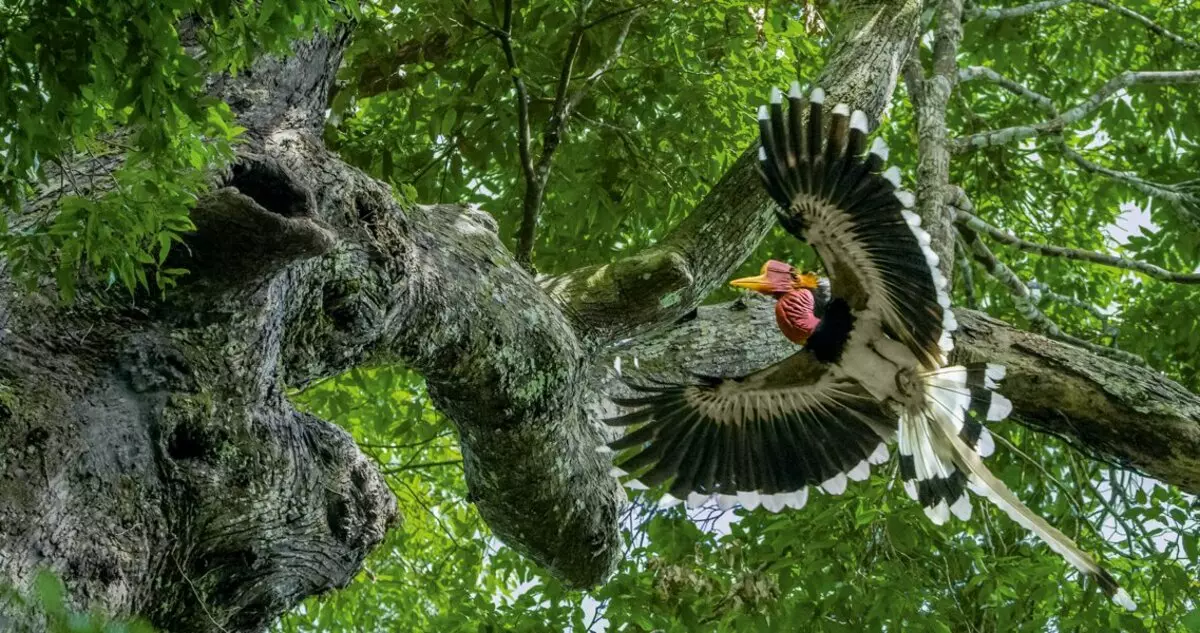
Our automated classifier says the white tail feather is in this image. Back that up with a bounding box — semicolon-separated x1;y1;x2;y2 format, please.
928;409;1133;609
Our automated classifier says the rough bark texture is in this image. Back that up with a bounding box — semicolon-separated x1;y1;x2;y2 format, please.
616;297;1200;495
4;0;1199;631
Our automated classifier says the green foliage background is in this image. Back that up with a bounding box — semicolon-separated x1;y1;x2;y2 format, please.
4;0;1200;631
279;2;1200;630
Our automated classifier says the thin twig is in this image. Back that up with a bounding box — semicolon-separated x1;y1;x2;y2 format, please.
1054;139;1200;225
959;227;1148;365
957;66;1056;115
513;7;641;269
958;66;1200;222
965;0;1072;21
966;0;1199;51
1081;0;1200;50
1026;280;1111;323
954;236;979;309
383;458;463;474
955;208;1200;284
951;70;1200;153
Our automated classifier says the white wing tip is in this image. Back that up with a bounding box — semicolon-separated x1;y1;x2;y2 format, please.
882;166;901;187
658;494;684;509
832;103;850;116
943;309;958;333
922;243;941;268
903;479;919;501
738;490;762;510
902;210;922;227
895;190;916;208
988;394;1013;421
607;466;626;477
846;460;871;481
809;87;826;104
769;86;783;104
850;110;869;132
1113;588;1137;611
820;473;848;495
785;488;810;509
625;479;649;490
986;363;1007;383
869;137;889;161
757;104;769;120
868;443;890;465
924;501;950;525
686;491;710;508
976;428;995;457
717;494;738;510
761;494;787;513
788;81;803;99
950;494;972;521
596;445;614;455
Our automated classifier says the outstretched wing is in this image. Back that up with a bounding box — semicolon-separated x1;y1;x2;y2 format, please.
757;83;953;369
602;348;896;511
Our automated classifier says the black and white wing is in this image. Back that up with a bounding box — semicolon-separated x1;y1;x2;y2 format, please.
757;83;953;369
601;348;895;511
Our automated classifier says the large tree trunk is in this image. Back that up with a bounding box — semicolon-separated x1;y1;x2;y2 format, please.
2;3;1199;632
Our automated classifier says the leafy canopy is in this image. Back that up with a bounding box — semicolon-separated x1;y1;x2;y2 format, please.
0;0;353;299
280;1;1199;632
6;0;1199;630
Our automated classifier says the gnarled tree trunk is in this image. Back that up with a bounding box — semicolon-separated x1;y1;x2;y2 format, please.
2;2;1198;632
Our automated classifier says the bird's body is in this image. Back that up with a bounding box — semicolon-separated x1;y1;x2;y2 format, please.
600;81;1134;610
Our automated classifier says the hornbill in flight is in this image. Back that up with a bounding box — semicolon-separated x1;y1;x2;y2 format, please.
599;82;1134;609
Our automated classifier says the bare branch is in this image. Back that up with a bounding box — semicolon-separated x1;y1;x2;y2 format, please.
1054;139;1200;225
959;227;1147;365
464;1;538;215
1081;0;1200;50
382;459;463;474
1026;280;1112;323
964;0;1072;21
514;8;641;270
951;70;1200;153
955;208;1200;284
966;0;1200;51
901;54;925;110
957;66;1056;114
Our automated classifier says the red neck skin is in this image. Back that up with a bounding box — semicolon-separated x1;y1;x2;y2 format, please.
774;289;822;345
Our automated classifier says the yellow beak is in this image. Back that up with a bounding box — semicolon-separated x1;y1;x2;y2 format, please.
729;273;775;294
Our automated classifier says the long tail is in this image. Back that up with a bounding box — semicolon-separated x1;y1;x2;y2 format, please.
901;363;1136;611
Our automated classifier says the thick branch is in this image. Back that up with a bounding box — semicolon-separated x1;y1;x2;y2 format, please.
546;0;923;345
951;70;1200;153
619;298;1200;494
955;208;1200;284
910;0;965;277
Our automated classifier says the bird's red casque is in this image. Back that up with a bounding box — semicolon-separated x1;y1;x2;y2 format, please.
729;259;821;344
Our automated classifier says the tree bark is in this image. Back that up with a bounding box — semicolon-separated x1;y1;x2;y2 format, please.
3;1;1198;631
